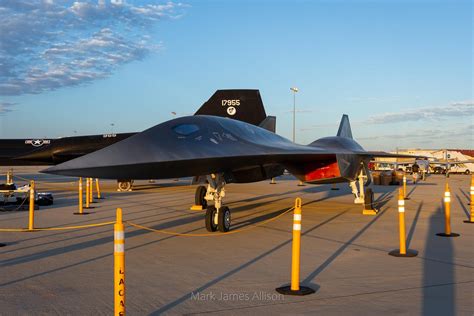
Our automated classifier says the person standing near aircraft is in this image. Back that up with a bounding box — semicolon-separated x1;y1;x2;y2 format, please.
412;161;420;183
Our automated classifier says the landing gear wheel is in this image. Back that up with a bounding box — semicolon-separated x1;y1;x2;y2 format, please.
364;188;374;210
195;186;208;209
218;206;231;232
205;206;218;232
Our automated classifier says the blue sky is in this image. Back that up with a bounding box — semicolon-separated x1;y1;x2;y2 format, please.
0;0;472;150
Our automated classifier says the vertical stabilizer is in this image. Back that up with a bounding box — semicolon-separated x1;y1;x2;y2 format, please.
336;114;353;139
258;116;276;133
194;89;267;126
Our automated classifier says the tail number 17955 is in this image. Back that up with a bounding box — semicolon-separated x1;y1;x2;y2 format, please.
221;100;240;106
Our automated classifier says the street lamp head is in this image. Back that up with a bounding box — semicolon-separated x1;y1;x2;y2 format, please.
290;87;299;93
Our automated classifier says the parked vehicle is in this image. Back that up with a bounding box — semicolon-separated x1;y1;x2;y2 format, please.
0;183;54;206
448;164;472;175
432;166;446;174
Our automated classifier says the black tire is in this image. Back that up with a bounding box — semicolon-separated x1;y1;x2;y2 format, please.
195;186;207;209
218;206;231;232
465;170;470;175
364;188;374;210
205;206;218;232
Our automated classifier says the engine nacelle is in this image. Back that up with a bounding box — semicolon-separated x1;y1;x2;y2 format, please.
285;158;342;184
225;164;285;183
303;160;341;182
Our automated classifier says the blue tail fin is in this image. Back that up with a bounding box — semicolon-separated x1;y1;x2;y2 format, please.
336;114;353;139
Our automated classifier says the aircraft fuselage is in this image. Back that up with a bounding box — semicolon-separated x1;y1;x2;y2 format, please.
44;115;371;185
0;133;135;166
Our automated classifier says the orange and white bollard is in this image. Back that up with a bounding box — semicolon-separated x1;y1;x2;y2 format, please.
464;176;474;223
276;198;315;295
78;178;83;214
74;177;89;215
402;174;409;200
6;169;13;185
114;208;126;315
95;178;103;199
437;183;460;237
389;188;418;257
28;180;35;231
88;178;94;204
85;177;90;208
84;178;94;210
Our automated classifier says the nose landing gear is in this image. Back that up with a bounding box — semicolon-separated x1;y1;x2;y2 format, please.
202;173;232;232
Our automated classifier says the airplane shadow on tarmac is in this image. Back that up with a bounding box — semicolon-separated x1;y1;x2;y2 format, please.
116;181;193;194
457;188;469;202
0;206;191;255
422;202;455;315
301;207;389;285
148;190;405;314
10;173;76;183
0;193;310;269
226;186;307;206
0;211;205;269
149;209;349;315
0;203;344;292
148;186;404;314
230;188;350;229
406;201;423;248
0;181;412;314
454;193;471;220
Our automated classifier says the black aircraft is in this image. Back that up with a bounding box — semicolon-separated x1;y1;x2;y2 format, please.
45;105;413;232
1;90;274;190
0;134;135;166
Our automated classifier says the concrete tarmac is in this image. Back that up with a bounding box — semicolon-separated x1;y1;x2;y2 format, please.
0;167;473;315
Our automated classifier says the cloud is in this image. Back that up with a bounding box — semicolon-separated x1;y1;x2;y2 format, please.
0;102;17;115
0;0;183;96
357;125;473;141
301;101;474;133
365;101;474;124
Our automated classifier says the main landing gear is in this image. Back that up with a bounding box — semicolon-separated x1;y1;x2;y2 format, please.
195;185;207;209
195;173;232;232
349;169;368;204
205;206;231;232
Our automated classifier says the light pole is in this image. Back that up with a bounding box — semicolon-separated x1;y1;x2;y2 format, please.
290;87;305;186
290;87;299;143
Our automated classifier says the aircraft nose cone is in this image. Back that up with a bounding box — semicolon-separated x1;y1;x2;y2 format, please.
41;116;203;178
42;165;61;174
